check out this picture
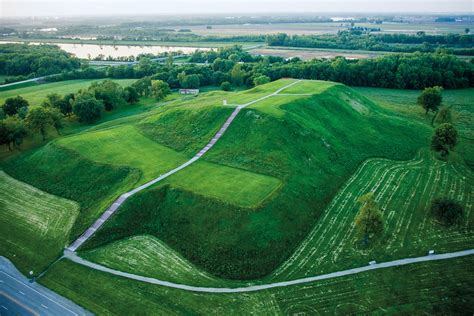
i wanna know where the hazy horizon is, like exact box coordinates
[1,0,473,17]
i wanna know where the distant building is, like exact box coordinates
[179,89,199,95]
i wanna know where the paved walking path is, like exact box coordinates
[66,79,302,252]
[63,249,474,293]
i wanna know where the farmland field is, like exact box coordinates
[0,171,79,275]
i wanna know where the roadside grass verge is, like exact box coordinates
[0,171,79,275]
[40,255,474,314]
[270,150,473,281]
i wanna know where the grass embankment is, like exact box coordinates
[0,171,79,275]
[40,256,474,314]
[354,87,474,168]
[1,144,141,241]
[85,79,432,280]
[269,149,473,281]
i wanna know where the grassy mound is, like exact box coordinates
[1,143,141,240]
[86,79,432,279]
[0,171,79,275]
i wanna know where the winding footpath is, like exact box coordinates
[66,79,303,252]
[63,79,473,294]
[63,249,474,293]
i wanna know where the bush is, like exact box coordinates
[430,198,464,226]
[72,93,104,124]
[220,81,232,91]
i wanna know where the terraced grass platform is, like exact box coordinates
[0,171,79,275]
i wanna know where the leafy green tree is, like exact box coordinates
[0,117,28,150]
[2,96,29,116]
[431,123,458,157]
[180,74,200,89]
[430,198,464,226]
[89,80,125,111]
[151,80,171,100]
[231,63,245,86]
[124,86,140,104]
[26,106,53,140]
[253,75,271,86]
[418,86,443,115]
[48,108,63,135]
[132,77,152,96]
[72,93,104,124]
[435,106,452,124]
[355,192,384,244]
[61,93,75,116]
[220,81,232,91]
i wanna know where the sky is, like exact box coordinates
[1,0,472,17]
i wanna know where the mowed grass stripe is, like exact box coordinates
[0,171,79,275]
[269,151,473,281]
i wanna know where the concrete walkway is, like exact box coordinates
[66,79,302,252]
[63,249,474,293]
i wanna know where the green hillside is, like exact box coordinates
[82,79,432,279]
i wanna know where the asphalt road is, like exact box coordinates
[67,79,303,252]
[64,249,474,293]
[0,257,91,316]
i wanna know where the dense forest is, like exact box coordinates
[0,44,81,79]
[266,32,474,55]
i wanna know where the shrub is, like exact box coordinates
[430,198,464,226]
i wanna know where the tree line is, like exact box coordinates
[265,32,474,56]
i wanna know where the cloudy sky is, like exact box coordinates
[1,0,472,17]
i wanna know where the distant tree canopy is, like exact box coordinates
[265,32,474,55]
[355,192,384,244]
[418,86,443,114]
[26,106,55,140]
[179,73,201,89]
[0,116,27,150]
[151,80,171,100]
[0,44,80,77]
[253,75,271,86]
[89,80,125,111]
[431,123,458,157]
[430,198,464,226]
[72,92,105,124]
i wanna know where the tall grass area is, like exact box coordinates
[0,171,79,275]
[1,144,141,241]
[40,256,474,315]
[86,81,431,279]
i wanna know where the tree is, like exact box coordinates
[430,198,464,226]
[253,75,271,86]
[124,86,140,104]
[435,106,452,124]
[231,63,245,86]
[180,74,200,89]
[0,117,28,150]
[61,93,75,116]
[132,77,152,96]
[151,80,171,100]
[48,107,63,135]
[355,192,384,244]
[417,86,443,115]
[431,123,458,157]
[72,93,104,124]
[220,81,232,91]
[465,28,470,34]
[2,96,29,116]
[89,80,125,111]
[26,106,53,140]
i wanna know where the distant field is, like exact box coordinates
[0,79,136,106]
[0,171,79,275]
[175,21,472,36]
[270,150,473,281]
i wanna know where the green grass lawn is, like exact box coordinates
[59,125,188,183]
[269,149,473,282]
[80,235,247,287]
[278,79,337,94]
[0,171,79,275]
[40,255,474,315]
[0,79,136,106]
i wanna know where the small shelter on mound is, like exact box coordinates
[179,89,199,95]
